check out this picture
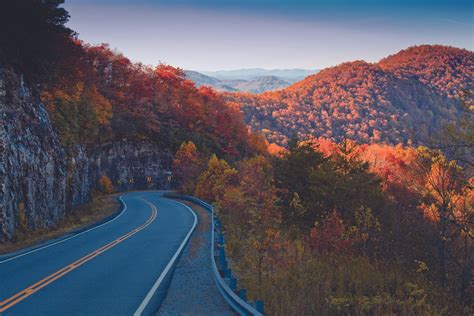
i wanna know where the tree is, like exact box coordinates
[41,82,112,148]
[434,92,474,170]
[172,141,204,194]
[0,0,76,82]
[416,147,473,295]
[194,155,238,202]
[219,155,281,297]
[273,139,328,230]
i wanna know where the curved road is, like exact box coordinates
[0,191,197,315]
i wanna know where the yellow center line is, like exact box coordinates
[0,199,157,313]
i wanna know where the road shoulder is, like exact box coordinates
[157,199,234,316]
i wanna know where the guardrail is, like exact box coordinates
[163,193,264,316]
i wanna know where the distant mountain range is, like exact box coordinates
[225,45,473,146]
[185,68,319,93]
[201,68,319,82]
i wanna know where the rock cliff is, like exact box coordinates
[0,66,172,241]
[0,66,67,241]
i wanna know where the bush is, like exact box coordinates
[98,175,114,194]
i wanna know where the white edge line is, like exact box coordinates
[0,195,128,264]
[134,199,198,316]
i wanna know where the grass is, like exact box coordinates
[0,192,121,255]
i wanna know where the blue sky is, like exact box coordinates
[64,0,473,71]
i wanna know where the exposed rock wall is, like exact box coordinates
[67,142,172,211]
[0,66,67,241]
[0,66,172,241]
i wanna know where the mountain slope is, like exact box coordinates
[227,45,472,146]
[232,76,289,93]
[184,70,237,91]
[185,70,291,93]
[379,45,473,99]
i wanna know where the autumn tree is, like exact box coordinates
[172,141,204,194]
[415,147,473,298]
[219,155,281,297]
[41,82,112,148]
[194,155,238,203]
[98,175,114,194]
[434,91,474,170]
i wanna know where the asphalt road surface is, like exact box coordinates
[0,191,197,316]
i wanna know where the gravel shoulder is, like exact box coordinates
[157,199,234,316]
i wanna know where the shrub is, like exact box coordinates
[98,175,114,194]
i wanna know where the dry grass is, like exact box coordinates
[0,192,121,255]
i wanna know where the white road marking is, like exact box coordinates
[134,199,198,316]
[0,195,128,264]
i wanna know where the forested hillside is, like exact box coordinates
[176,136,473,315]
[0,0,266,241]
[227,46,473,146]
[41,43,265,159]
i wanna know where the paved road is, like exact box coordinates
[0,191,197,316]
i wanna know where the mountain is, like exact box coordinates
[229,76,290,93]
[201,68,318,82]
[184,70,238,91]
[379,45,473,99]
[185,71,290,93]
[226,45,473,146]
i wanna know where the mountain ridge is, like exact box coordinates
[225,45,473,146]
[185,70,291,93]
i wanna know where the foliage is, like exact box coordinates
[273,139,385,235]
[41,82,112,147]
[0,0,77,83]
[433,92,474,169]
[192,138,472,314]
[194,155,238,202]
[98,175,114,194]
[379,45,473,99]
[226,45,472,146]
[172,141,205,194]
[40,42,262,159]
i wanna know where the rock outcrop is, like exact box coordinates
[0,66,172,241]
[0,66,67,241]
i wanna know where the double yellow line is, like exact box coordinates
[0,199,157,313]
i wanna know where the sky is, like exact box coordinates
[64,0,473,71]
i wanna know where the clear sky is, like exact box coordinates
[64,0,473,71]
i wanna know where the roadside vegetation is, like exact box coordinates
[174,136,473,315]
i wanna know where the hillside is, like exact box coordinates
[231,75,290,93]
[379,45,473,99]
[185,70,291,93]
[184,70,238,91]
[227,45,472,146]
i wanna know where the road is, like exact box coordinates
[0,191,197,316]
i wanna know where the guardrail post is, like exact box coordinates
[229,276,237,290]
[237,289,247,301]
[221,268,232,278]
[255,300,264,314]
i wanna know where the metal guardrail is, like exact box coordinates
[163,193,264,316]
